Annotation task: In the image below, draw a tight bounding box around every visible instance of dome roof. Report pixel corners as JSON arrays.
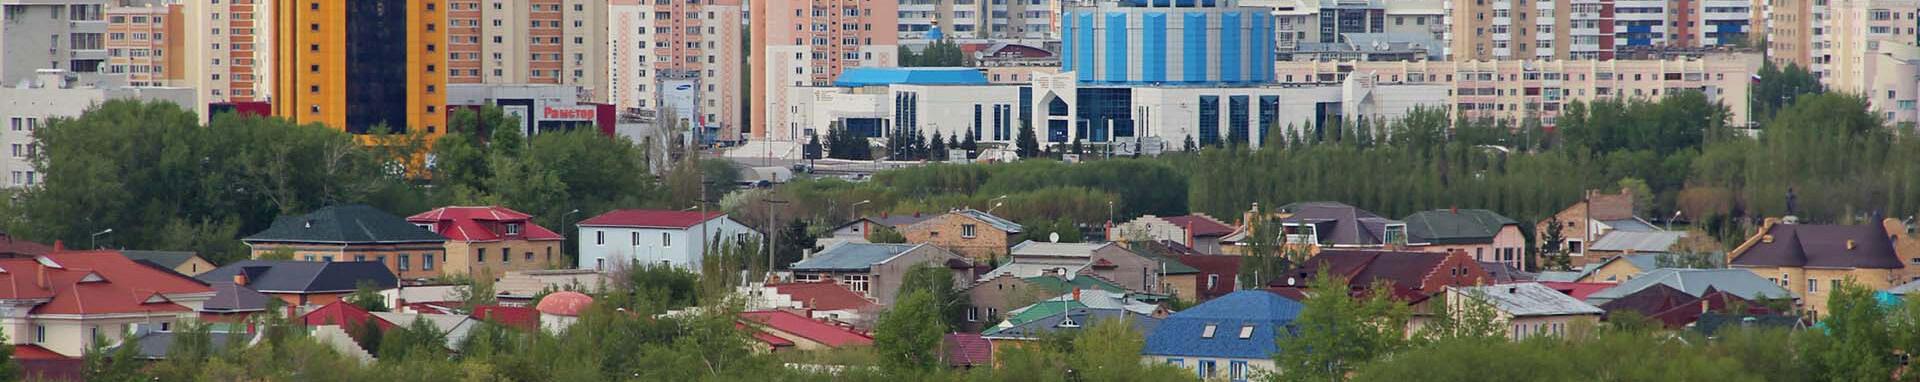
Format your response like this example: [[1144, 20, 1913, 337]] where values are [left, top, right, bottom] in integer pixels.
[[535, 291, 593, 317]]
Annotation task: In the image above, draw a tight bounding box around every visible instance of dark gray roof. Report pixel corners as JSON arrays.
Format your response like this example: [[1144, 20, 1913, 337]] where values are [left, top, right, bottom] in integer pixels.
[[196, 260, 397, 294], [203, 281, 271, 313], [127, 331, 248, 360], [120, 250, 201, 269], [790, 243, 922, 272], [1584, 269, 1792, 305], [1599, 218, 1660, 233], [244, 205, 446, 244], [1731, 222, 1902, 269], [1403, 209, 1519, 245], [1277, 202, 1404, 246]]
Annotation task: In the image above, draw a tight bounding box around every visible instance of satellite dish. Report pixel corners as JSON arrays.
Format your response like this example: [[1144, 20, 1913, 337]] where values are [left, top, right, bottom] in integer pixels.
[[1286, 277, 1297, 286], [1049, 232, 1060, 243]]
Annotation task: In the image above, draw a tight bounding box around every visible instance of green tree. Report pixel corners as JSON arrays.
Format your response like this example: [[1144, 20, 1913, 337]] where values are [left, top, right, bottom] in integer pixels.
[[1016, 121, 1041, 159], [346, 280, 390, 312], [1538, 219, 1570, 272], [775, 219, 818, 269], [1067, 318, 1197, 382], [867, 225, 908, 243], [1618, 177, 1654, 218], [897, 264, 966, 328], [0, 332, 17, 382], [84, 333, 143, 382], [875, 289, 947, 371], [1417, 289, 1507, 344], [1802, 280, 1896, 381], [379, 316, 450, 362], [1274, 269, 1411, 381]]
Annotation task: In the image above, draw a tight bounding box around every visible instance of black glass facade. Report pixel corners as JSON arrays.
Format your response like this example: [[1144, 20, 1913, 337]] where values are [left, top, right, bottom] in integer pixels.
[[1198, 95, 1219, 145], [345, 0, 409, 134], [1259, 95, 1279, 144], [1228, 95, 1249, 145], [1075, 87, 1133, 142]]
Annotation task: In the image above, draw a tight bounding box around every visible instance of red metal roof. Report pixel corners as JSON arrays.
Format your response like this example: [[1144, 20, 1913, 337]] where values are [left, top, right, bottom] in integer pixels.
[[741, 322, 796, 348], [768, 281, 877, 311], [1533, 281, 1614, 301], [1176, 255, 1242, 301], [740, 310, 873, 348], [300, 300, 395, 330], [407, 206, 564, 242], [0, 233, 51, 256], [12, 344, 69, 360], [944, 333, 992, 368], [1163, 215, 1236, 237], [471, 305, 540, 331], [577, 209, 724, 229], [0, 251, 213, 315]]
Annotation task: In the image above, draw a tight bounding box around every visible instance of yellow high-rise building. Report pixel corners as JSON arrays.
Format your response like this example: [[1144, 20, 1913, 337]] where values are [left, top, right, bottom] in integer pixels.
[[272, 0, 446, 140]]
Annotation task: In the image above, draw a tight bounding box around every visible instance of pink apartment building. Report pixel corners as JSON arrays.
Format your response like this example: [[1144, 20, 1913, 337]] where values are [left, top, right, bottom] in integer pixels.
[[750, 0, 898, 142]]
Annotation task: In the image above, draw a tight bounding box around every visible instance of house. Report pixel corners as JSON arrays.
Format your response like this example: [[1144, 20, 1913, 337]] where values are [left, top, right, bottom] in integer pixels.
[[1726, 218, 1918, 319], [243, 205, 450, 279], [961, 273, 1131, 332], [1585, 230, 1691, 260], [370, 311, 483, 350], [739, 310, 874, 350], [407, 206, 566, 279], [1175, 254, 1242, 302], [200, 281, 273, 322], [985, 289, 1163, 336], [983, 241, 1187, 295], [1582, 268, 1794, 306], [117, 250, 217, 276], [1108, 214, 1237, 254], [1534, 281, 1614, 301], [1271, 201, 1409, 250], [1535, 188, 1663, 269], [1142, 290, 1303, 381], [738, 280, 880, 326], [1480, 261, 1536, 283], [981, 306, 1162, 341], [1403, 208, 1527, 270], [299, 300, 393, 330], [1446, 283, 1604, 340], [788, 243, 973, 306], [470, 305, 540, 332], [1596, 284, 1777, 329], [0, 250, 216, 357], [495, 269, 611, 306], [125, 325, 256, 360], [1577, 254, 1665, 283], [829, 213, 935, 243], [197, 260, 399, 308], [944, 333, 992, 369], [575, 210, 760, 271], [1269, 250, 1490, 304], [536, 291, 593, 333], [901, 209, 1024, 260]]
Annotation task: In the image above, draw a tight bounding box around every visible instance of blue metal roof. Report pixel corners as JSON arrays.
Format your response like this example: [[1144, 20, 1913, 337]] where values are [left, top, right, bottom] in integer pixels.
[[833, 68, 988, 87], [1142, 290, 1303, 360], [789, 243, 921, 272]]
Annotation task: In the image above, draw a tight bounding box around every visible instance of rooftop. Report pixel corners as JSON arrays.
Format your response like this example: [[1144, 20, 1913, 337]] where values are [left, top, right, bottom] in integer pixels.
[[1591, 231, 1688, 253], [576, 210, 725, 230], [789, 243, 924, 272], [1276, 202, 1405, 246], [0, 251, 213, 316], [1730, 221, 1902, 269], [407, 206, 564, 242], [1143, 290, 1303, 360], [1453, 283, 1604, 317], [767, 280, 878, 311], [197, 260, 398, 294], [1584, 268, 1793, 305], [244, 205, 446, 244], [833, 68, 988, 87], [1403, 209, 1519, 245], [740, 310, 874, 347]]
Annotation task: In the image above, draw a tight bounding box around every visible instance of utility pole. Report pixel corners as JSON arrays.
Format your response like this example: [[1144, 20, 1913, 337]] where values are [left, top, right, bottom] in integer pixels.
[[765, 198, 789, 278]]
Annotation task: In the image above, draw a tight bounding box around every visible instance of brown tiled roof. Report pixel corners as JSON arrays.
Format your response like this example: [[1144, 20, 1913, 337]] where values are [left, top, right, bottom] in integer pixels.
[[1731, 222, 1901, 269], [1273, 250, 1478, 302]]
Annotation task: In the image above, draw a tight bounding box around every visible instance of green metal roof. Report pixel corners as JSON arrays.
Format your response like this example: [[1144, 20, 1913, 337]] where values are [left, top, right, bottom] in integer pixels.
[[1402, 209, 1519, 245], [244, 205, 446, 244]]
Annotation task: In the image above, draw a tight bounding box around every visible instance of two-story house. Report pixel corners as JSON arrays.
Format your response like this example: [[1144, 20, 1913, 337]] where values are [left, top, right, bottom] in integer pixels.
[[575, 210, 760, 271], [1142, 290, 1303, 381], [787, 243, 973, 306], [1727, 218, 1918, 318], [0, 250, 216, 357], [1227, 202, 1407, 255], [1536, 188, 1665, 269], [1269, 250, 1489, 305], [1403, 208, 1528, 270], [1445, 283, 1604, 340], [197, 260, 399, 308], [243, 205, 448, 280], [1108, 214, 1237, 255], [981, 241, 1194, 296], [407, 206, 565, 279], [902, 209, 1024, 260]]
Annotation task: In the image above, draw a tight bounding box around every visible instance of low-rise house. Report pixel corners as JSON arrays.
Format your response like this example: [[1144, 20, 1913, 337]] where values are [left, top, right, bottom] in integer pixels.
[[1142, 290, 1304, 381], [125, 325, 256, 360], [788, 243, 973, 306], [299, 300, 393, 330], [985, 290, 1162, 335], [985, 241, 1186, 295], [1727, 218, 1917, 319], [739, 310, 874, 350], [0, 250, 217, 357], [1270, 250, 1489, 304], [1403, 208, 1527, 270], [1583, 268, 1794, 306], [1108, 214, 1237, 255], [1577, 254, 1664, 283], [829, 213, 934, 243], [739, 280, 880, 326], [1585, 230, 1691, 260], [1446, 283, 1604, 340], [1597, 284, 1776, 329], [536, 291, 593, 333], [901, 209, 1024, 260], [961, 273, 1130, 331], [496, 269, 611, 306], [1175, 254, 1243, 302], [943, 333, 992, 369], [197, 260, 399, 308], [371, 311, 483, 351], [119, 250, 216, 276], [981, 306, 1162, 341], [1271, 202, 1409, 250], [575, 210, 760, 271], [243, 205, 449, 280], [1481, 262, 1536, 283], [200, 281, 272, 322], [1536, 188, 1663, 269], [407, 206, 566, 279]]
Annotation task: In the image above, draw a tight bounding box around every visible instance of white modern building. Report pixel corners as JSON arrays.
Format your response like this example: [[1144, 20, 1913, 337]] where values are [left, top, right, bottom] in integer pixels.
[[574, 209, 760, 271], [0, 0, 110, 86], [0, 69, 194, 188]]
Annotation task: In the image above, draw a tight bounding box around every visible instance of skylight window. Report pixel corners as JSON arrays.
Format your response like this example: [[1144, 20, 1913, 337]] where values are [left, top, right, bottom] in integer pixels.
[[1201, 324, 1217, 338], [1239, 325, 1255, 339]]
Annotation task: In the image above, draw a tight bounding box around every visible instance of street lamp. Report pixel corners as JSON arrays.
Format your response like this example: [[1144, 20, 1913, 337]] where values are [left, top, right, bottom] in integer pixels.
[[90, 228, 113, 249], [1668, 210, 1684, 231], [561, 209, 581, 265], [850, 199, 873, 222]]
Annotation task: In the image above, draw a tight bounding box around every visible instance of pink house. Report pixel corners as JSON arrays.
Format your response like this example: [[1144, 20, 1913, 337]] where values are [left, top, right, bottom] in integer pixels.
[[1404, 208, 1528, 270]]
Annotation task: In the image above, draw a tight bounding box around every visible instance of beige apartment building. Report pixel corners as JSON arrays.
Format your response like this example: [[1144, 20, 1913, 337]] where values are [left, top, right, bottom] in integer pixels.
[[750, 0, 899, 141], [608, 0, 744, 142], [1273, 53, 1761, 128], [180, 0, 271, 112], [1446, 0, 1615, 60], [105, 3, 183, 87], [447, 0, 608, 102]]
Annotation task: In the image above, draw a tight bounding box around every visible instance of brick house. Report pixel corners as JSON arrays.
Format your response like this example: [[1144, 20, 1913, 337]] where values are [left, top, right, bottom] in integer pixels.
[[1536, 188, 1664, 269], [1403, 208, 1528, 270], [197, 260, 399, 308], [902, 209, 1024, 260], [1270, 250, 1490, 306], [243, 205, 449, 280], [1108, 214, 1236, 255], [407, 206, 565, 280], [959, 273, 1130, 332], [788, 243, 973, 306], [982, 241, 1190, 296], [0, 250, 216, 357], [1727, 218, 1920, 319]]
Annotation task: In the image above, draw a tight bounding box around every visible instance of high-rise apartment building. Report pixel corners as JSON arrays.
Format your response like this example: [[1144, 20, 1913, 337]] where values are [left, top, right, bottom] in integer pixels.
[[1767, 0, 1822, 71], [897, 0, 1058, 40], [1261, 0, 1447, 50], [608, 0, 744, 142], [0, 0, 110, 85], [104, 3, 183, 87], [1447, 0, 1616, 60], [1819, 0, 1918, 91], [445, 0, 607, 102], [181, 0, 272, 111], [750, 0, 900, 141], [271, 0, 446, 137]]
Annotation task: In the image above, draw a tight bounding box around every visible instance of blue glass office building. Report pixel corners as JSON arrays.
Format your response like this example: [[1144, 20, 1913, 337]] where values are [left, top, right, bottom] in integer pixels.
[[1060, 0, 1276, 86]]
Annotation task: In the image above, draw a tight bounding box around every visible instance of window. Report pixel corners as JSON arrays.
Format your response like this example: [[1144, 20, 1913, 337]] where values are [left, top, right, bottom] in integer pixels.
[[502, 247, 510, 263], [1198, 360, 1217, 378], [596, 231, 604, 245], [424, 254, 435, 270], [962, 224, 978, 238], [478, 248, 487, 263], [1230, 361, 1249, 381], [1207, 274, 1219, 290], [1201, 324, 1217, 338], [662, 232, 672, 247], [1168, 358, 1185, 367], [966, 307, 979, 322], [34, 325, 45, 343], [1809, 278, 1819, 293], [304, 254, 316, 261], [399, 254, 411, 271]]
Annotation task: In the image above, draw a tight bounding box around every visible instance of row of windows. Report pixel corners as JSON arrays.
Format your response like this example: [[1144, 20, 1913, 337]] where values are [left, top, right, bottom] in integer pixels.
[[1164, 358, 1250, 382]]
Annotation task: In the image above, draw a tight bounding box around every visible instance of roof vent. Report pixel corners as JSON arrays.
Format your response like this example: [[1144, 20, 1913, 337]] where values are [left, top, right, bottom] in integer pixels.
[[303, 220, 313, 229], [1762, 235, 1774, 244], [1507, 287, 1518, 294]]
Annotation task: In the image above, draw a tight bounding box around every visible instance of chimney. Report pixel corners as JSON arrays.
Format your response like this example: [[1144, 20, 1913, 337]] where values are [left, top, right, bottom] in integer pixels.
[[1450, 206, 1458, 214], [51, 240, 63, 252], [233, 273, 248, 286], [1072, 288, 1081, 301], [35, 261, 47, 290], [1762, 235, 1774, 244]]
